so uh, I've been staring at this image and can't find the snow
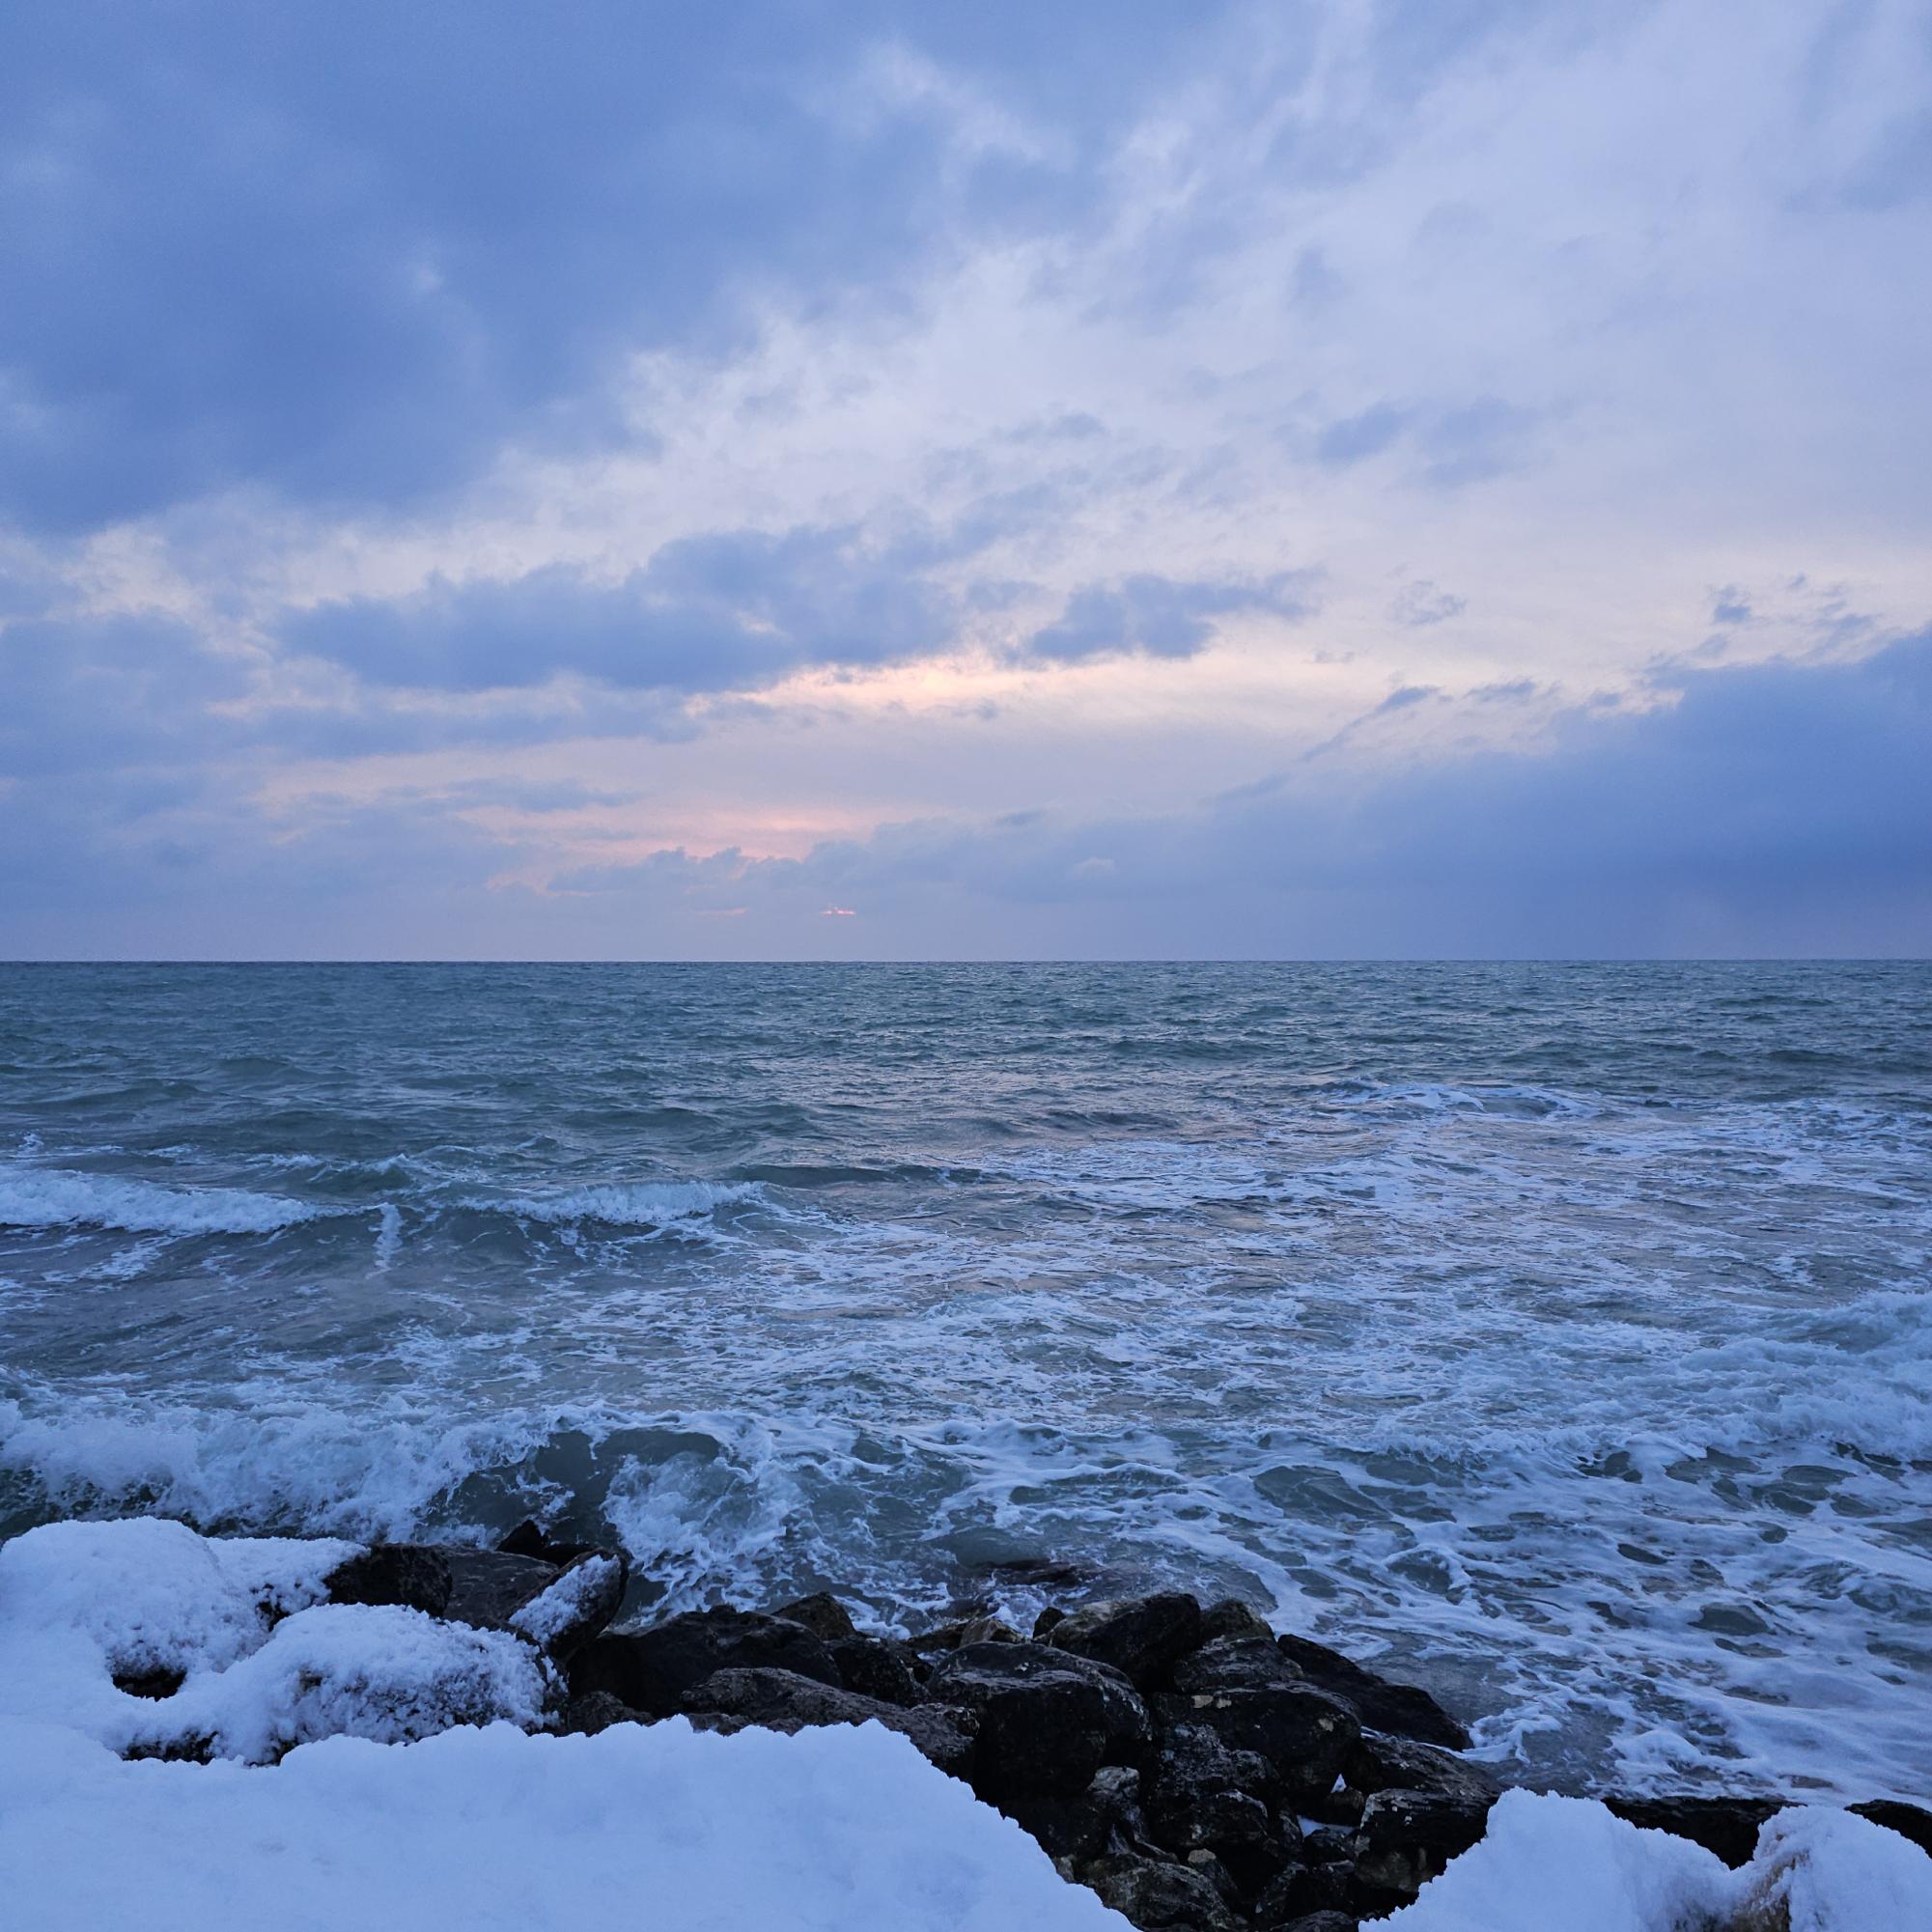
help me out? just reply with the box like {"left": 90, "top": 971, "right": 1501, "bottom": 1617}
{"left": 509, "top": 1552, "right": 621, "bottom": 1645}
{"left": 0, "top": 1716, "right": 1128, "bottom": 1932}
{"left": 1385, "top": 1788, "right": 1932, "bottom": 1932}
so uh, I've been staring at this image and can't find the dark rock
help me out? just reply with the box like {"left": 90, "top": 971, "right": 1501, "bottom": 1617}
{"left": 442, "top": 1548, "right": 563, "bottom": 1629}
{"left": 1602, "top": 1795, "right": 1780, "bottom": 1868}
{"left": 1276, "top": 1635, "right": 1470, "bottom": 1750}
{"left": 1253, "top": 1862, "right": 1356, "bottom": 1928}
{"left": 1048, "top": 1593, "right": 1204, "bottom": 1689}
{"left": 677, "top": 1666, "right": 976, "bottom": 1779}
{"left": 322, "top": 1544, "right": 454, "bottom": 1617}
{"left": 770, "top": 1591, "right": 856, "bottom": 1641}
{"left": 572, "top": 1607, "right": 840, "bottom": 1717}
{"left": 1159, "top": 1640, "right": 1359, "bottom": 1804}
{"left": 1034, "top": 1606, "right": 1067, "bottom": 1638}
{"left": 1142, "top": 1722, "right": 1288, "bottom": 1867}
{"left": 925, "top": 1641, "right": 1150, "bottom": 1803}
{"left": 561, "top": 1689, "right": 637, "bottom": 1736}
{"left": 1263, "top": 1915, "right": 1358, "bottom": 1932}
{"left": 1851, "top": 1800, "right": 1932, "bottom": 1858}
{"left": 112, "top": 1666, "right": 186, "bottom": 1700}
{"left": 1006, "top": 1765, "right": 1145, "bottom": 1864}
{"left": 910, "top": 1614, "right": 1022, "bottom": 1655}
{"left": 1344, "top": 1730, "right": 1501, "bottom": 1807}
{"left": 828, "top": 1634, "right": 922, "bottom": 1706}
{"left": 496, "top": 1519, "right": 550, "bottom": 1560}
{"left": 1079, "top": 1852, "right": 1244, "bottom": 1932}
{"left": 1300, "top": 1827, "right": 1356, "bottom": 1865}
{"left": 1301, "top": 1783, "right": 1366, "bottom": 1829}
{"left": 508, "top": 1551, "right": 629, "bottom": 1660}
{"left": 1354, "top": 1788, "right": 1495, "bottom": 1898}
{"left": 1199, "top": 1599, "right": 1276, "bottom": 1645}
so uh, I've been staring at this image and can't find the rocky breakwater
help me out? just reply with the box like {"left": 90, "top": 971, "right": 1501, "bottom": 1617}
{"left": 311, "top": 1532, "right": 1932, "bottom": 1931}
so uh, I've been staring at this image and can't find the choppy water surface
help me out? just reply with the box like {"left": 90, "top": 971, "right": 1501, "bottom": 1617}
{"left": 2, "top": 962, "right": 1928, "bottom": 1798}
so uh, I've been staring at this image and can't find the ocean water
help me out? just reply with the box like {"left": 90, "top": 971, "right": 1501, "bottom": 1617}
{"left": 2, "top": 961, "right": 1928, "bottom": 1801}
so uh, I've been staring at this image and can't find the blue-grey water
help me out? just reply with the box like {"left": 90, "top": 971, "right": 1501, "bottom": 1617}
{"left": 2, "top": 962, "right": 1928, "bottom": 1799}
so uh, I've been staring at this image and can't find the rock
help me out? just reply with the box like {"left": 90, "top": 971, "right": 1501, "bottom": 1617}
{"left": 770, "top": 1591, "right": 856, "bottom": 1641}
{"left": 561, "top": 1689, "right": 636, "bottom": 1736}
{"left": 1300, "top": 1827, "right": 1356, "bottom": 1865}
{"left": 676, "top": 1666, "right": 977, "bottom": 1780}
{"left": 112, "top": 1665, "right": 186, "bottom": 1700}
{"left": 925, "top": 1641, "right": 1150, "bottom": 1803}
{"left": 322, "top": 1543, "right": 454, "bottom": 1617}
{"left": 507, "top": 1551, "right": 629, "bottom": 1660}
{"left": 496, "top": 1520, "right": 600, "bottom": 1565}
{"left": 827, "top": 1634, "right": 922, "bottom": 1706}
{"left": 1251, "top": 1862, "right": 1356, "bottom": 1927}
{"left": 571, "top": 1607, "right": 840, "bottom": 1717}
{"left": 910, "top": 1614, "right": 1022, "bottom": 1655}
{"left": 1353, "top": 1788, "right": 1495, "bottom": 1899}
{"left": 1078, "top": 1852, "right": 1245, "bottom": 1932}
{"left": 1006, "top": 1765, "right": 1146, "bottom": 1864}
{"left": 1199, "top": 1599, "right": 1276, "bottom": 1645}
{"left": 1034, "top": 1607, "right": 1067, "bottom": 1638}
{"left": 1048, "top": 1593, "right": 1204, "bottom": 1689}
{"left": 1276, "top": 1634, "right": 1470, "bottom": 1750}
{"left": 1850, "top": 1800, "right": 1932, "bottom": 1858}
{"left": 1601, "top": 1795, "right": 1780, "bottom": 1868}
{"left": 442, "top": 1549, "right": 564, "bottom": 1629}
{"left": 1159, "top": 1640, "right": 1359, "bottom": 1804}
{"left": 1262, "top": 1915, "right": 1358, "bottom": 1932}
{"left": 1142, "top": 1722, "right": 1290, "bottom": 1872}
{"left": 1344, "top": 1730, "right": 1500, "bottom": 1807}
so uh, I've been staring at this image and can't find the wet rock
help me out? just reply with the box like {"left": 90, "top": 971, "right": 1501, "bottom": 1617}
{"left": 1199, "top": 1600, "right": 1276, "bottom": 1646}
{"left": 1602, "top": 1795, "right": 1780, "bottom": 1868}
{"left": 910, "top": 1614, "right": 1022, "bottom": 1655}
{"left": 1048, "top": 1593, "right": 1204, "bottom": 1689}
{"left": 1034, "top": 1607, "right": 1067, "bottom": 1638}
{"left": 572, "top": 1607, "right": 840, "bottom": 1717}
{"left": 561, "top": 1689, "right": 636, "bottom": 1736}
{"left": 925, "top": 1641, "right": 1150, "bottom": 1803}
{"left": 770, "top": 1591, "right": 855, "bottom": 1641}
{"left": 496, "top": 1520, "right": 601, "bottom": 1566}
{"left": 677, "top": 1666, "right": 977, "bottom": 1779}
{"left": 442, "top": 1549, "right": 564, "bottom": 1629}
{"left": 1851, "top": 1800, "right": 1932, "bottom": 1857}
{"left": 1079, "top": 1852, "right": 1244, "bottom": 1932}
{"left": 322, "top": 1543, "right": 454, "bottom": 1617}
{"left": 1142, "top": 1722, "right": 1290, "bottom": 1873}
{"left": 1159, "top": 1640, "right": 1359, "bottom": 1804}
{"left": 1353, "top": 1788, "right": 1496, "bottom": 1899}
{"left": 507, "top": 1551, "right": 629, "bottom": 1660}
{"left": 1276, "top": 1634, "right": 1471, "bottom": 1750}
{"left": 1262, "top": 1914, "right": 1358, "bottom": 1932}
{"left": 1300, "top": 1826, "right": 1357, "bottom": 1865}
{"left": 1251, "top": 1861, "right": 1356, "bottom": 1927}
{"left": 827, "top": 1633, "right": 922, "bottom": 1706}
{"left": 1344, "top": 1730, "right": 1501, "bottom": 1806}
{"left": 112, "top": 1665, "right": 186, "bottom": 1700}
{"left": 1006, "top": 1765, "right": 1145, "bottom": 1864}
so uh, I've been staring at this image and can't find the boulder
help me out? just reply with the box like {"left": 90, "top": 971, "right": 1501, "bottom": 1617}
{"left": 1850, "top": 1800, "right": 1932, "bottom": 1857}
{"left": 1199, "top": 1599, "right": 1276, "bottom": 1646}
{"left": 1251, "top": 1861, "right": 1356, "bottom": 1927}
{"left": 1353, "top": 1788, "right": 1495, "bottom": 1899}
{"left": 911, "top": 1615, "right": 1022, "bottom": 1654}
{"left": 322, "top": 1544, "right": 455, "bottom": 1617}
{"left": 1601, "top": 1795, "right": 1780, "bottom": 1868}
{"left": 1262, "top": 1915, "right": 1358, "bottom": 1932}
{"left": 561, "top": 1689, "right": 636, "bottom": 1736}
{"left": 1276, "top": 1634, "right": 1470, "bottom": 1750}
{"left": 1344, "top": 1730, "right": 1500, "bottom": 1807}
{"left": 925, "top": 1641, "right": 1150, "bottom": 1803}
{"left": 442, "top": 1549, "right": 565, "bottom": 1629}
{"left": 1079, "top": 1853, "right": 1244, "bottom": 1932}
{"left": 507, "top": 1551, "right": 629, "bottom": 1660}
{"left": 1158, "top": 1640, "right": 1359, "bottom": 1804}
{"left": 676, "top": 1666, "right": 976, "bottom": 1780}
{"left": 1005, "top": 1765, "right": 1146, "bottom": 1865}
{"left": 571, "top": 1607, "right": 840, "bottom": 1717}
{"left": 1048, "top": 1593, "right": 1204, "bottom": 1689}
{"left": 770, "top": 1591, "right": 856, "bottom": 1641}
{"left": 1142, "top": 1722, "right": 1289, "bottom": 1869}
{"left": 1034, "top": 1607, "right": 1067, "bottom": 1638}
{"left": 827, "top": 1634, "right": 922, "bottom": 1706}
{"left": 496, "top": 1520, "right": 602, "bottom": 1566}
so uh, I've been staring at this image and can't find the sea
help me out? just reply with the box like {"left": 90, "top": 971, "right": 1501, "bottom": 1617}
{"left": 2, "top": 961, "right": 1927, "bottom": 1802}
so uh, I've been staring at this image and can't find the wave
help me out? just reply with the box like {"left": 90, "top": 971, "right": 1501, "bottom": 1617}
{"left": 475, "top": 1180, "right": 764, "bottom": 1228}
{"left": 0, "top": 1164, "right": 321, "bottom": 1236}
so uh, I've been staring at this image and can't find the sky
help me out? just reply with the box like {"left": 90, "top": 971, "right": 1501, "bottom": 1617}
{"left": 2, "top": 0, "right": 1929, "bottom": 960}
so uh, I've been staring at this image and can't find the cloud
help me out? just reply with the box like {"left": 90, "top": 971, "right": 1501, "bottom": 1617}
{"left": 1022, "top": 573, "right": 1320, "bottom": 663}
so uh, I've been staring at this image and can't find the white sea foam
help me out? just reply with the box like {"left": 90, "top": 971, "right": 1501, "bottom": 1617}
{"left": 480, "top": 1180, "right": 763, "bottom": 1227}
{"left": 0, "top": 1164, "right": 320, "bottom": 1236}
